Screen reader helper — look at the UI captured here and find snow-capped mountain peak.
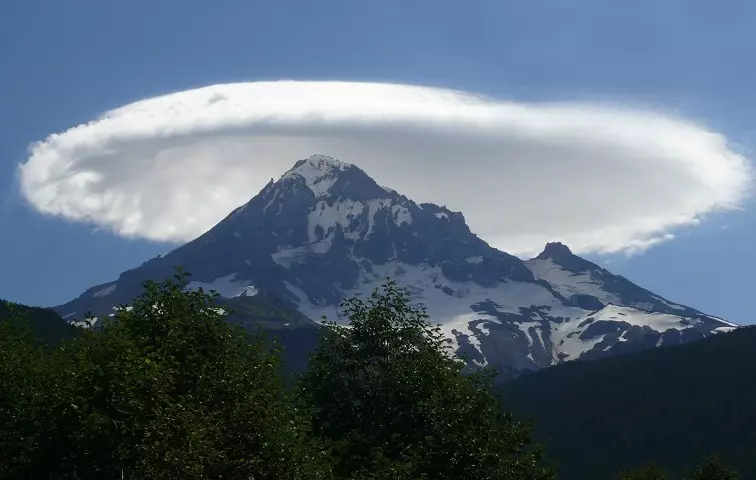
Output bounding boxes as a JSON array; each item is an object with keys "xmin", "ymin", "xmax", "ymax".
[
  {"xmin": 54, "ymin": 154, "xmax": 739, "ymax": 379},
  {"xmin": 280, "ymin": 154, "xmax": 352, "ymax": 198},
  {"xmin": 277, "ymin": 154, "xmax": 392, "ymax": 202}
]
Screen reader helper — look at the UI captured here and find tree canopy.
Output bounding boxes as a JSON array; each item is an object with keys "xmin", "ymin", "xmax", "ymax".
[
  {"xmin": 297, "ymin": 280, "xmax": 554, "ymax": 480},
  {"xmin": 0, "ymin": 273, "xmax": 744, "ymax": 479},
  {"xmin": 1, "ymin": 272, "xmax": 330, "ymax": 479}
]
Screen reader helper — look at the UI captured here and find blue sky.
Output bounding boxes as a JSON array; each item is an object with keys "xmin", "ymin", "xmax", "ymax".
[{"xmin": 1, "ymin": 0, "xmax": 754, "ymax": 324}]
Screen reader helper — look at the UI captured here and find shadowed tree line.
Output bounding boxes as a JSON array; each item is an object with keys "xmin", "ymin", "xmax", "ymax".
[
  {"xmin": 499, "ymin": 323, "xmax": 756, "ymax": 480},
  {"xmin": 0, "ymin": 270, "xmax": 743, "ymax": 479}
]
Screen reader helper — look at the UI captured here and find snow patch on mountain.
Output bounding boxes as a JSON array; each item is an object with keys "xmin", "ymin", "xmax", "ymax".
[
  {"xmin": 281, "ymin": 154, "xmax": 350, "ymax": 198},
  {"xmin": 549, "ymin": 303, "xmax": 715, "ymax": 360},
  {"xmin": 704, "ymin": 315, "xmax": 740, "ymax": 328},
  {"xmin": 391, "ymin": 204, "xmax": 412, "ymax": 226},
  {"xmin": 297, "ymin": 197, "xmax": 413, "ymax": 254},
  {"xmin": 92, "ymin": 284, "xmax": 116, "ymax": 298},
  {"xmin": 714, "ymin": 326, "xmax": 738, "ymax": 333},
  {"xmin": 592, "ymin": 304, "xmax": 702, "ymax": 331},
  {"xmin": 186, "ymin": 273, "xmax": 258, "ymax": 298},
  {"xmin": 308, "ymin": 199, "xmax": 364, "ymax": 242},
  {"xmin": 70, "ymin": 319, "xmax": 94, "ymax": 328},
  {"xmin": 271, "ymin": 247, "xmax": 310, "ymax": 268},
  {"xmin": 284, "ymin": 261, "xmax": 578, "ymax": 356},
  {"xmin": 658, "ymin": 298, "xmax": 686, "ymax": 311},
  {"xmin": 560, "ymin": 332, "xmax": 608, "ymax": 360},
  {"xmin": 525, "ymin": 257, "xmax": 619, "ymax": 304},
  {"xmin": 278, "ymin": 254, "xmax": 736, "ymax": 367}
]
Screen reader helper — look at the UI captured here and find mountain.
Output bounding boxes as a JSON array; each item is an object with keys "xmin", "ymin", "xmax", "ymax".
[
  {"xmin": 53, "ymin": 154, "xmax": 738, "ymax": 377},
  {"xmin": 498, "ymin": 326, "xmax": 756, "ymax": 480}
]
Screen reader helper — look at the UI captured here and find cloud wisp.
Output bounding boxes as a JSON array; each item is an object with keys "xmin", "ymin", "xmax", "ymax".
[{"xmin": 18, "ymin": 81, "xmax": 752, "ymax": 257}]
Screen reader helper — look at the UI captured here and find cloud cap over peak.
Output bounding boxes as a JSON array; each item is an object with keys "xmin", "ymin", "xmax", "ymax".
[{"xmin": 18, "ymin": 81, "xmax": 752, "ymax": 257}]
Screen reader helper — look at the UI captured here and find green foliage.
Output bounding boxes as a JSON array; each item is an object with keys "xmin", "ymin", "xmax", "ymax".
[
  {"xmin": 615, "ymin": 457, "xmax": 742, "ymax": 480},
  {"xmin": 616, "ymin": 465, "xmax": 670, "ymax": 480},
  {"xmin": 297, "ymin": 279, "xmax": 554, "ymax": 480},
  {"xmin": 685, "ymin": 456, "xmax": 740, "ymax": 480},
  {"xmin": 1, "ymin": 270, "xmax": 330, "ymax": 480},
  {"xmin": 0, "ymin": 311, "xmax": 59, "ymax": 478},
  {"xmin": 3, "ymin": 272, "xmax": 742, "ymax": 480},
  {"xmin": 221, "ymin": 294, "xmax": 322, "ymax": 381}
]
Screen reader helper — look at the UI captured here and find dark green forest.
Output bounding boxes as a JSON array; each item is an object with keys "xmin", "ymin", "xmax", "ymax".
[
  {"xmin": 500, "ymin": 325, "xmax": 756, "ymax": 480},
  {"xmin": 0, "ymin": 273, "xmax": 748, "ymax": 479},
  {"xmin": 0, "ymin": 299, "xmax": 79, "ymax": 346}
]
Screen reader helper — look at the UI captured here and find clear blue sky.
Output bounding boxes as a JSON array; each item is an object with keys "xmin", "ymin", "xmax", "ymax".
[{"xmin": 1, "ymin": 0, "xmax": 754, "ymax": 324}]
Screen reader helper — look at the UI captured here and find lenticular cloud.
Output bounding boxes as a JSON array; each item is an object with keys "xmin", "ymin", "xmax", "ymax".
[{"xmin": 18, "ymin": 81, "xmax": 752, "ymax": 256}]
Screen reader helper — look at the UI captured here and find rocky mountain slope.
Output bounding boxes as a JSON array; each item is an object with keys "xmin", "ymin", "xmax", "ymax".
[{"xmin": 54, "ymin": 154, "xmax": 738, "ymax": 377}]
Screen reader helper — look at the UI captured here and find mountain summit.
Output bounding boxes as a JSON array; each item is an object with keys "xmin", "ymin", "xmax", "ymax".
[
  {"xmin": 54, "ymin": 154, "xmax": 738, "ymax": 377},
  {"xmin": 278, "ymin": 154, "xmax": 388, "ymax": 201},
  {"xmin": 538, "ymin": 242, "xmax": 573, "ymax": 260}
]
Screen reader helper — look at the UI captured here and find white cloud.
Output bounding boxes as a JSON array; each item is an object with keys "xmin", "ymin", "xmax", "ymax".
[{"xmin": 18, "ymin": 81, "xmax": 752, "ymax": 257}]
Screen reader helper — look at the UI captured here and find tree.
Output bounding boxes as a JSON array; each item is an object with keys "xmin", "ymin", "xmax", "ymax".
[
  {"xmin": 0, "ymin": 310, "xmax": 59, "ymax": 479},
  {"xmin": 615, "ymin": 465, "xmax": 670, "ymax": 480},
  {"xmin": 2, "ymin": 270, "xmax": 331, "ymax": 480},
  {"xmin": 297, "ymin": 279, "xmax": 554, "ymax": 480},
  {"xmin": 685, "ymin": 456, "xmax": 740, "ymax": 480}
]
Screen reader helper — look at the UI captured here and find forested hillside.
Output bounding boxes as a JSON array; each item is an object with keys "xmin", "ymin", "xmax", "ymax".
[
  {"xmin": 499, "ymin": 326, "xmax": 756, "ymax": 480},
  {"xmin": 0, "ymin": 299, "xmax": 78, "ymax": 346}
]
